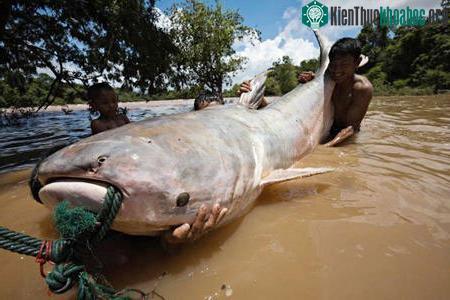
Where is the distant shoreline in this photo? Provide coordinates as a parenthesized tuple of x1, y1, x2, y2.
(3, 97, 242, 114)
(40, 99, 197, 112)
(2, 94, 449, 114)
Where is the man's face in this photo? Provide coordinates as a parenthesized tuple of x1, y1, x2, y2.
(328, 54, 359, 83)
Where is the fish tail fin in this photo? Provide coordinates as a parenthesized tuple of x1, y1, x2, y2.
(313, 29, 332, 77)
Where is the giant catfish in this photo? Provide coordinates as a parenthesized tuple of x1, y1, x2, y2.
(32, 30, 335, 236)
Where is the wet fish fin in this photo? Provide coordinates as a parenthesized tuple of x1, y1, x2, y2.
(260, 167, 334, 187)
(239, 70, 270, 110)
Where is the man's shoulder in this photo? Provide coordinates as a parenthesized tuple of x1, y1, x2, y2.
(353, 75, 373, 97)
(91, 118, 107, 126)
(91, 119, 107, 130)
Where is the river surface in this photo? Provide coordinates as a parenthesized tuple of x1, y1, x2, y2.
(0, 95, 449, 299)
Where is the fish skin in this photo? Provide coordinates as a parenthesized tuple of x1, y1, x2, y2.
(35, 30, 335, 236)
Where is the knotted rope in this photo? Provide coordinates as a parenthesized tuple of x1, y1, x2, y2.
(0, 186, 148, 300)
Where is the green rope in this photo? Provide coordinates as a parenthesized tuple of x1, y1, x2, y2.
(93, 186, 123, 243)
(0, 185, 148, 299)
(0, 227, 42, 247)
(45, 263, 85, 294)
(54, 201, 97, 240)
(0, 228, 73, 262)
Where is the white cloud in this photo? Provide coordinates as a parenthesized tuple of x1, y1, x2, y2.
(231, 7, 319, 86)
(230, 0, 444, 86)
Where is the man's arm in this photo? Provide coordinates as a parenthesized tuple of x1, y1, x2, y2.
(324, 80, 372, 147)
(323, 126, 354, 147)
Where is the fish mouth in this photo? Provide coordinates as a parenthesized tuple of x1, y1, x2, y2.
(38, 178, 123, 214)
(38, 178, 169, 236)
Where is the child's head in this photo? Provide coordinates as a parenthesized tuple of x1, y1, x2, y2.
(194, 92, 222, 111)
(194, 95, 210, 111)
(328, 38, 362, 83)
(87, 82, 118, 118)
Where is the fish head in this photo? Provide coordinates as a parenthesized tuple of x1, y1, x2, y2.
(33, 133, 216, 235)
(37, 136, 138, 191)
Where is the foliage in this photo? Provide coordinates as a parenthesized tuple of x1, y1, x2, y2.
(265, 76, 282, 96)
(271, 56, 299, 94)
(263, 56, 319, 96)
(221, 56, 320, 97)
(297, 58, 320, 73)
(0, 73, 54, 108)
(358, 14, 450, 94)
(1, 1, 448, 113)
(0, 0, 176, 109)
(168, 0, 260, 98)
(223, 83, 240, 97)
(356, 20, 390, 70)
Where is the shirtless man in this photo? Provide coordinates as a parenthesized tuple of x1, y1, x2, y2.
(241, 37, 373, 146)
(307, 38, 372, 146)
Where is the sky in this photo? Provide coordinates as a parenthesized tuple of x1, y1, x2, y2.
(155, 0, 443, 87)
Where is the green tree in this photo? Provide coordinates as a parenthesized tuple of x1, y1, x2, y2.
(357, 18, 390, 70)
(297, 58, 319, 73)
(357, 10, 449, 94)
(168, 0, 259, 100)
(0, 0, 176, 109)
(270, 56, 298, 94)
(382, 27, 425, 82)
(223, 83, 240, 97)
(265, 76, 282, 96)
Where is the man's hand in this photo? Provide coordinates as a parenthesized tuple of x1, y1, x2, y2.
(238, 80, 252, 95)
(162, 204, 228, 245)
(298, 71, 315, 83)
(324, 126, 354, 147)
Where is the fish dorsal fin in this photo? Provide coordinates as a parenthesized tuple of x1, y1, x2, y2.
(238, 70, 270, 110)
(260, 167, 334, 187)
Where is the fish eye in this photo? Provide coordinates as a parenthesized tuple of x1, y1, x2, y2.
(97, 156, 107, 164)
(176, 192, 190, 207)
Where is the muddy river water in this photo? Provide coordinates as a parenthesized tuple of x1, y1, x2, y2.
(0, 95, 449, 299)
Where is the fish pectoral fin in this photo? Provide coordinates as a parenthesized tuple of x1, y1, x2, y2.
(260, 167, 334, 187)
(239, 71, 269, 110)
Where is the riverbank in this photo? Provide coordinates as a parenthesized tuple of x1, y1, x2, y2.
(4, 93, 450, 114)
(2, 98, 195, 113)
(1, 97, 245, 114)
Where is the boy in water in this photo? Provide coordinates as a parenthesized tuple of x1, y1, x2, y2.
(87, 82, 130, 134)
(239, 38, 373, 147)
(311, 37, 372, 146)
(193, 92, 224, 111)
